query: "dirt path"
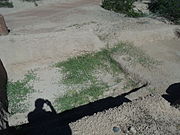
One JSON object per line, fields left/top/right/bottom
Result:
{"left": 5, "top": 0, "right": 100, "bottom": 34}
{"left": 1, "top": 0, "right": 104, "bottom": 79}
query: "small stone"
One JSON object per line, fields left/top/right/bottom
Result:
{"left": 129, "top": 126, "right": 137, "bottom": 134}
{"left": 113, "top": 126, "right": 121, "bottom": 133}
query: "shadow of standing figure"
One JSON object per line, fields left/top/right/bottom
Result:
{"left": 27, "top": 98, "right": 72, "bottom": 135}
{"left": 162, "top": 83, "right": 180, "bottom": 106}
{"left": 0, "top": 85, "right": 147, "bottom": 135}
{"left": 28, "top": 98, "right": 57, "bottom": 124}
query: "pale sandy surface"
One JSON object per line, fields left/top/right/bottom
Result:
{"left": 0, "top": 0, "right": 179, "bottom": 134}
{"left": 0, "top": 0, "right": 77, "bottom": 14}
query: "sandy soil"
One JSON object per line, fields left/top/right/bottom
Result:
{"left": 0, "top": 0, "right": 179, "bottom": 134}
{"left": 70, "top": 95, "right": 180, "bottom": 135}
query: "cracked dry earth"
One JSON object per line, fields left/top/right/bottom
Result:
{"left": 0, "top": 0, "right": 180, "bottom": 134}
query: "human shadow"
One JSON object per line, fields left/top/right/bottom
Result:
{"left": 162, "top": 83, "right": 180, "bottom": 105}
{"left": 27, "top": 98, "right": 72, "bottom": 135}
{"left": 0, "top": 84, "right": 147, "bottom": 135}
{"left": 28, "top": 98, "right": 57, "bottom": 124}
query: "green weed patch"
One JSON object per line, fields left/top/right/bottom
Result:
{"left": 54, "top": 42, "right": 156, "bottom": 112}
{"left": 7, "top": 71, "right": 36, "bottom": 115}
{"left": 55, "top": 84, "right": 108, "bottom": 111}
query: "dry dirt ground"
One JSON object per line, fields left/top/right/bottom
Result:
{"left": 0, "top": 0, "right": 180, "bottom": 134}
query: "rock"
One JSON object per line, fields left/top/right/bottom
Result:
{"left": 0, "top": 15, "right": 9, "bottom": 36}
{"left": 129, "top": 126, "right": 137, "bottom": 134}
{"left": 113, "top": 126, "right": 121, "bottom": 134}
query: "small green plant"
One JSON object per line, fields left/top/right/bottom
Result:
{"left": 101, "top": 0, "right": 145, "bottom": 17}
{"left": 0, "top": 1, "right": 13, "bottom": 8}
{"left": 148, "top": 0, "right": 180, "bottom": 24}
{"left": 7, "top": 70, "right": 36, "bottom": 115}
{"left": 147, "top": 87, "right": 156, "bottom": 94}
{"left": 55, "top": 84, "right": 108, "bottom": 111}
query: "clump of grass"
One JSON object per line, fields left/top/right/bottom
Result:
{"left": 55, "top": 49, "right": 121, "bottom": 85}
{"left": 55, "top": 84, "right": 108, "bottom": 111}
{"left": 0, "top": 1, "right": 13, "bottom": 8}
{"left": 110, "top": 42, "right": 159, "bottom": 68}
{"left": 7, "top": 70, "right": 36, "bottom": 115}
{"left": 101, "top": 0, "right": 145, "bottom": 17}
{"left": 147, "top": 87, "right": 156, "bottom": 94}
{"left": 148, "top": 0, "right": 180, "bottom": 24}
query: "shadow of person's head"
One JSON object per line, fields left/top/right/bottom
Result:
{"left": 35, "top": 98, "right": 45, "bottom": 109}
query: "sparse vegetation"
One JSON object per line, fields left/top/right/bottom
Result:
{"left": 55, "top": 49, "right": 121, "bottom": 85}
{"left": 21, "top": 0, "right": 40, "bottom": 6}
{"left": 101, "top": 0, "right": 145, "bottom": 17}
{"left": 147, "top": 87, "right": 156, "bottom": 94}
{"left": 54, "top": 42, "right": 155, "bottom": 112}
{"left": 0, "top": 1, "right": 13, "bottom": 8}
{"left": 110, "top": 42, "right": 159, "bottom": 68}
{"left": 7, "top": 70, "right": 36, "bottom": 115}
{"left": 123, "top": 77, "right": 137, "bottom": 90}
{"left": 54, "top": 47, "right": 123, "bottom": 111}
{"left": 148, "top": 0, "right": 180, "bottom": 24}
{"left": 55, "top": 85, "right": 108, "bottom": 111}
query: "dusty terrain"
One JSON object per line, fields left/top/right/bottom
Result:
{"left": 0, "top": 0, "right": 180, "bottom": 134}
